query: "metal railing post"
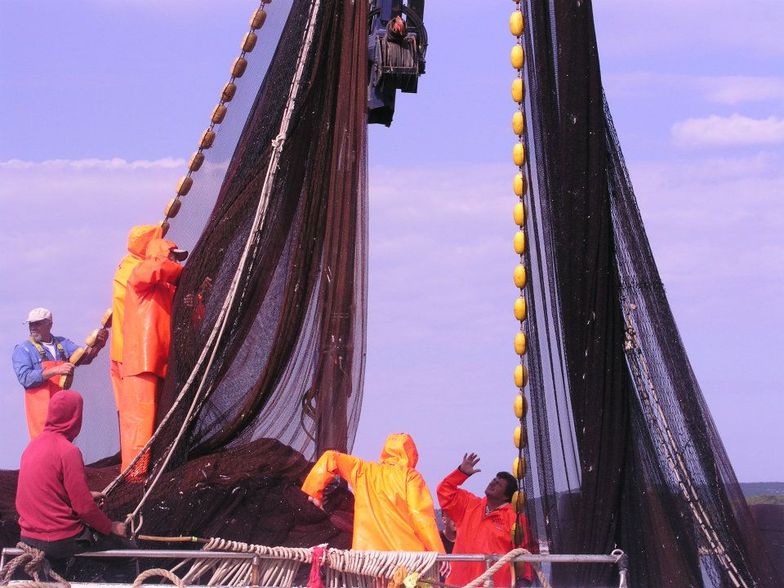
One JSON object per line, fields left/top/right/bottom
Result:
{"left": 251, "top": 554, "right": 261, "bottom": 586}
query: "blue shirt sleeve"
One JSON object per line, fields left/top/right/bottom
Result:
{"left": 12, "top": 342, "right": 44, "bottom": 389}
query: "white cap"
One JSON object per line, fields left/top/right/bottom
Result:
{"left": 25, "top": 307, "right": 52, "bottom": 324}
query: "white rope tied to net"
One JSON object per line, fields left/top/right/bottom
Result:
{"left": 132, "top": 568, "right": 184, "bottom": 588}
{"left": 461, "top": 548, "right": 551, "bottom": 588}
{"left": 169, "top": 538, "right": 439, "bottom": 587}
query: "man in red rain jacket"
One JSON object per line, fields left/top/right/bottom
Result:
{"left": 438, "top": 452, "right": 535, "bottom": 587}
{"left": 16, "top": 390, "right": 128, "bottom": 570}
{"left": 120, "top": 238, "right": 186, "bottom": 476}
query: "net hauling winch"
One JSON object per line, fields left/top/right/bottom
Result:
{"left": 367, "top": 0, "right": 428, "bottom": 126}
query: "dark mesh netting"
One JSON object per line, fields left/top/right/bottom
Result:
{"left": 516, "top": 2, "right": 781, "bottom": 586}
{"left": 1, "top": 2, "right": 779, "bottom": 586}
{"left": 0, "top": 0, "right": 365, "bottom": 561}
{"left": 101, "top": 0, "right": 369, "bottom": 548}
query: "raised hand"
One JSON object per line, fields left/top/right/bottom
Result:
{"left": 459, "top": 452, "right": 481, "bottom": 476}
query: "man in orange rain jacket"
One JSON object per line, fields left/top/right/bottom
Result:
{"left": 120, "top": 238, "right": 186, "bottom": 476}
{"left": 301, "top": 433, "right": 445, "bottom": 553}
{"left": 109, "top": 224, "right": 162, "bottom": 416}
{"left": 438, "top": 452, "right": 535, "bottom": 587}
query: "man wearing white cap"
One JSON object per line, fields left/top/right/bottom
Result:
{"left": 12, "top": 308, "right": 105, "bottom": 439}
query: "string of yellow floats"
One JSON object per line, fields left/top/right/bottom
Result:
{"left": 509, "top": 0, "right": 529, "bottom": 546}
{"left": 160, "top": 0, "right": 272, "bottom": 234}
{"left": 66, "top": 3, "right": 272, "bottom": 384}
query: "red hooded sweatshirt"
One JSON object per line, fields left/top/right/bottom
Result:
{"left": 16, "top": 390, "right": 112, "bottom": 541}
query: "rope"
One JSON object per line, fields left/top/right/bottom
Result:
{"left": 132, "top": 568, "right": 184, "bottom": 588}
{"left": 461, "top": 548, "right": 550, "bottom": 588}
{"left": 0, "top": 543, "right": 69, "bottom": 588}
{"left": 163, "top": 539, "right": 440, "bottom": 588}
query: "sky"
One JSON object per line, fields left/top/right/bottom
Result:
{"left": 0, "top": 0, "right": 782, "bottom": 498}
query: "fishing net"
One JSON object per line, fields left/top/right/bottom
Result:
{"left": 516, "top": 2, "right": 781, "bottom": 586}
{"left": 0, "top": 0, "right": 367, "bottom": 557}
{"left": 100, "top": 0, "right": 369, "bottom": 551}
{"left": 1, "top": 2, "right": 780, "bottom": 587}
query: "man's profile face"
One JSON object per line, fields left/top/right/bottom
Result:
{"left": 28, "top": 319, "right": 53, "bottom": 342}
{"left": 485, "top": 476, "right": 509, "bottom": 501}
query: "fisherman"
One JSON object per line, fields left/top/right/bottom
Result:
{"left": 16, "top": 390, "right": 129, "bottom": 576}
{"left": 109, "top": 224, "right": 163, "bottom": 422}
{"left": 120, "top": 237, "right": 186, "bottom": 477}
{"left": 12, "top": 308, "right": 107, "bottom": 439}
{"left": 437, "top": 452, "right": 535, "bottom": 587}
{"left": 440, "top": 512, "right": 456, "bottom": 553}
{"left": 301, "top": 433, "right": 445, "bottom": 553}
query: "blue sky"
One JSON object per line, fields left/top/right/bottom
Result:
{"left": 1, "top": 1, "right": 782, "bottom": 495}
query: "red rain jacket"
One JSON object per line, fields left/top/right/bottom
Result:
{"left": 122, "top": 238, "right": 183, "bottom": 378}
{"left": 438, "top": 469, "right": 534, "bottom": 587}
{"left": 16, "top": 390, "right": 112, "bottom": 541}
{"left": 110, "top": 224, "right": 162, "bottom": 363}
{"left": 302, "top": 433, "right": 445, "bottom": 552}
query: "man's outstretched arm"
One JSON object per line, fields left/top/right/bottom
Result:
{"left": 301, "top": 450, "right": 363, "bottom": 505}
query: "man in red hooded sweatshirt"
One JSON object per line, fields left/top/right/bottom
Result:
{"left": 120, "top": 238, "right": 186, "bottom": 477}
{"left": 16, "top": 390, "right": 128, "bottom": 571}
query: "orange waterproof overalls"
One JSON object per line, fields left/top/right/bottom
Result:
{"left": 24, "top": 339, "right": 67, "bottom": 439}
{"left": 120, "top": 238, "right": 183, "bottom": 476}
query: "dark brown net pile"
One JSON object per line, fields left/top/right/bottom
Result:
{"left": 516, "top": 1, "right": 781, "bottom": 586}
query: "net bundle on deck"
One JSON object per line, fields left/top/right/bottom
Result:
{"left": 515, "top": 2, "right": 781, "bottom": 586}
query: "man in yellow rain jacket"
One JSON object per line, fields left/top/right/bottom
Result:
{"left": 301, "top": 433, "right": 445, "bottom": 553}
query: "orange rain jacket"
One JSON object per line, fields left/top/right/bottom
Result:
{"left": 438, "top": 469, "right": 534, "bottom": 587}
{"left": 301, "top": 433, "right": 445, "bottom": 552}
{"left": 110, "top": 225, "right": 163, "bottom": 363}
{"left": 122, "top": 238, "right": 184, "bottom": 378}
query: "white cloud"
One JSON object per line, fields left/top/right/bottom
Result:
{"left": 671, "top": 114, "right": 784, "bottom": 148}
{"left": 702, "top": 76, "right": 784, "bottom": 105}
{"left": 0, "top": 157, "right": 185, "bottom": 171}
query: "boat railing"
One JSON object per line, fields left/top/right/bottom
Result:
{"left": 2, "top": 546, "right": 629, "bottom": 587}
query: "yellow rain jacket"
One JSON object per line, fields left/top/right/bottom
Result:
{"left": 301, "top": 433, "right": 445, "bottom": 552}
